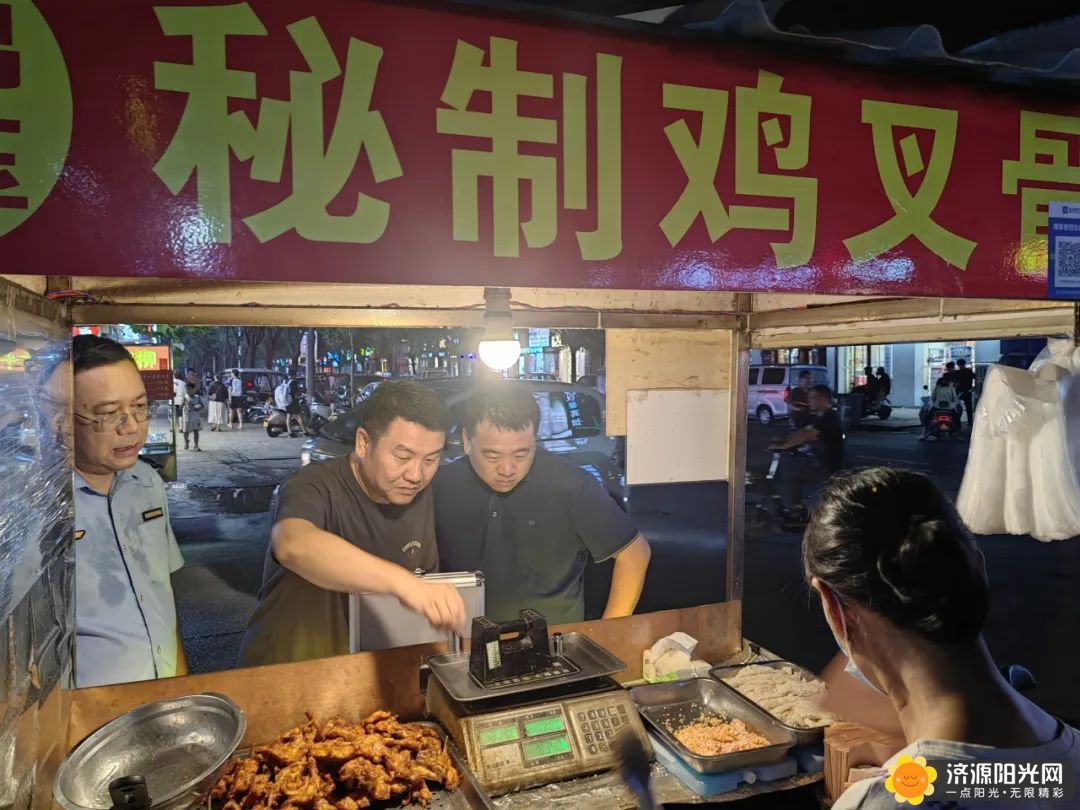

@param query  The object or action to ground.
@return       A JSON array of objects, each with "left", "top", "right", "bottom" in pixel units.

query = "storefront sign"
[
  {"left": 1, "top": 0, "right": 1078, "bottom": 299},
  {"left": 528, "top": 328, "right": 551, "bottom": 349},
  {"left": 126, "top": 345, "right": 172, "bottom": 371}
]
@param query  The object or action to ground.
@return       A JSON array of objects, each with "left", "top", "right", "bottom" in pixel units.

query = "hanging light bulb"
[{"left": 477, "top": 287, "right": 521, "bottom": 372}]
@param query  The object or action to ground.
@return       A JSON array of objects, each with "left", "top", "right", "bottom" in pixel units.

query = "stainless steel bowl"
[{"left": 54, "top": 693, "right": 245, "bottom": 810}]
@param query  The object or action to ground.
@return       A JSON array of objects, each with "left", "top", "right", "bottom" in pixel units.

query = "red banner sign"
[{"left": 1, "top": 0, "right": 1078, "bottom": 299}]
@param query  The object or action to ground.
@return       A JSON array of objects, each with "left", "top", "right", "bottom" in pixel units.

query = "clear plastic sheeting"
[
  {"left": 958, "top": 339, "right": 1080, "bottom": 542},
  {"left": 0, "top": 285, "right": 73, "bottom": 809},
  {"left": 0, "top": 324, "right": 71, "bottom": 622}
]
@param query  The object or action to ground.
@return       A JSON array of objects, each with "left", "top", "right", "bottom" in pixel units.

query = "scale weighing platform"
[{"left": 424, "top": 613, "right": 652, "bottom": 796}]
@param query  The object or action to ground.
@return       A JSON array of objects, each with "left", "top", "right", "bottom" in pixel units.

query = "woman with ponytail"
[{"left": 804, "top": 468, "right": 1077, "bottom": 809}]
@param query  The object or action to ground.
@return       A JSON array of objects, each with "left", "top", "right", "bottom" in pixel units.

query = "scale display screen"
[
  {"left": 478, "top": 725, "right": 520, "bottom": 746},
  {"left": 522, "top": 735, "right": 571, "bottom": 761},
  {"left": 524, "top": 716, "right": 565, "bottom": 737}
]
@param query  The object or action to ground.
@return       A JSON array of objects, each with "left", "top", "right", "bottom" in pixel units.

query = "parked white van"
[{"left": 748, "top": 364, "right": 830, "bottom": 425}]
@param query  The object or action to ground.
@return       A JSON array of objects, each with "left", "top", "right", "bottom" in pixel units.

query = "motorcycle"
[
  {"left": 857, "top": 391, "right": 893, "bottom": 420},
  {"left": 304, "top": 392, "right": 333, "bottom": 436},
  {"left": 264, "top": 406, "right": 302, "bottom": 438},
  {"left": 245, "top": 399, "right": 272, "bottom": 424},
  {"left": 745, "top": 449, "right": 813, "bottom": 541},
  {"left": 919, "top": 387, "right": 962, "bottom": 441},
  {"left": 922, "top": 404, "right": 961, "bottom": 441}
]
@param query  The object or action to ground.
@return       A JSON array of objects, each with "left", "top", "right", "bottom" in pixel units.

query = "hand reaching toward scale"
[{"left": 395, "top": 577, "right": 468, "bottom": 634}]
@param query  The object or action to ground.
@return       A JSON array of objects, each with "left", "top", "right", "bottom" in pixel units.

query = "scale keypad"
[{"left": 576, "top": 704, "right": 630, "bottom": 755}]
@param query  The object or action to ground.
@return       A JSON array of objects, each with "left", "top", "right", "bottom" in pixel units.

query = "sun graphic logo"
[{"left": 885, "top": 754, "right": 938, "bottom": 805}]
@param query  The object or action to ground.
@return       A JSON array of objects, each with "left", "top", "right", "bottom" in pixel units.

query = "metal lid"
[{"left": 54, "top": 692, "right": 245, "bottom": 810}]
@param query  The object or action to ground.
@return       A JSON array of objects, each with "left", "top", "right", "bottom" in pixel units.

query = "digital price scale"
[{"left": 425, "top": 612, "right": 652, "bottom": 796}]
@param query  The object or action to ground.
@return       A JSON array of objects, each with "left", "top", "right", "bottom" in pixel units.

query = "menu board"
[{"left": 140, "top": 370, "right": 175, "bottom": 402}]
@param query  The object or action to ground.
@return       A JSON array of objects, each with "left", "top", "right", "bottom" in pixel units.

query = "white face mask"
[{"left": 822, "top": 584, "right": 887, "bottom": 696}]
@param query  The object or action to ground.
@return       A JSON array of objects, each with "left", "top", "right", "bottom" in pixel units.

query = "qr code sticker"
[{"left": 1056, "top": 236, "right": 1080, "bottom": 286}]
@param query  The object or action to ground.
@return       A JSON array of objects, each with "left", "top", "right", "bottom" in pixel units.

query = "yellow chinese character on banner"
[
  {"left": 1002, "top": 110, "right": 1080, "bottom": 274},
  {"left": 437, "top": 37, "right": 622, "bottom": 259},
  {"left": 153, "top": 3, "right": 401, "bottom": 244},
  {"left": 661, "top": 71, "right": 816, "bottom": 269},
  {"left": 844, "top": 100, "right": 976, "bottom": 269}
]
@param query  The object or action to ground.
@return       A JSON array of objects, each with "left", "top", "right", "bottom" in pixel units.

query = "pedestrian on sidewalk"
[
  {"left": 228, "top": 369, "right": 245, "bottom": 429},
  {"left": 172, "top": 371, "right": 185, "bottom": 426},
  {"left": 208, "top": 373, "right": 229, "bottom": 432},
  {"left": 181, "top": 382, "right": 204, "bottom": 451}
]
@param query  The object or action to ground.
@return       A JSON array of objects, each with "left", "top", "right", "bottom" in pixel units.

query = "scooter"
[
  {"left": 304, "top": 392, "right": 333, "bottom": 436},
  {"left": 745, "top": 449, "right": 813, "bottom": 540},
  {"left": 922, "top": 406, "right": 961, "bottom": 441},
  {"left": 246, "top": 399, "right": 272, "bottom": 425},
  {"left": 264, "top": 406, "right": 289, "bottom": 438},
  {"left": 859, "top": 393, "right": 893, "bottom": 420}
]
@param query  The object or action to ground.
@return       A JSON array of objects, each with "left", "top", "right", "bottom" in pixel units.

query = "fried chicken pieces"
[{"left": 210, "top": 712, "right": 460, "bottom": 809}]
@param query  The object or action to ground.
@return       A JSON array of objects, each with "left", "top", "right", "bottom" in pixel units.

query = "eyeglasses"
[{"left": 73, "top": 403, "right": 157, "bottom": 433}]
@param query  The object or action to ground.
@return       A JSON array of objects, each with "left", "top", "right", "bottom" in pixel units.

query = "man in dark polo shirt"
[
  {"left": 238, "top": 381, "right": 466, "bottom": 666},
  {"left": 434, "top": 384, "right": 652, "bottom": 625}
]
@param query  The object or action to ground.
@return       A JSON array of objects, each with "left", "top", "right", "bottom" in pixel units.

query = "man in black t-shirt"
[
  {"left": 769, "top": 384, "right": 845, "bottom": 515},
  {"left": 238, "top": 381, "right": 466, "bottom": 667},
  {"left": 435, "top": 384, "right": 652, "bottom": 625},
  {"left": 788, "top": 371, "right": 813, "bottom": 429},
  {"left": 953, "top": 358, "right": 976, "bottom": 426}
]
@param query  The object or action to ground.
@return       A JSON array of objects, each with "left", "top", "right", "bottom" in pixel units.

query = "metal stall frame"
[
  {"left": 0, "top": 274, "right": 1074, "bottom": 808},
  {"left": 50, "top": 278, "right": 1078, "bottom": 633}
]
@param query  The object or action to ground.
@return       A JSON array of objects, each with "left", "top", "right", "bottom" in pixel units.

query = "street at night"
[{"left": 169, "top": 415, "right": 1080, "bottom": 730}]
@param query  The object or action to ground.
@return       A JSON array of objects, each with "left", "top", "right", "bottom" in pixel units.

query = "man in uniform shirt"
[
  {"left": 434, "top": 384, "right": 652, "bottom": 625},
  {"left": 238, "top": 381, "right": 467, "bottom": 666},
  {"left": 70, "top": 335, "right": 187, "bottom": 687}
]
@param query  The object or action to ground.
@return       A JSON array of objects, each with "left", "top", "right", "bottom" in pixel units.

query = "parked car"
[
  {"left": 301, "top": 378, "right": 629, "bottom": 508},
  {"left": 748, "top": 364, "right": 830, "bottom": 426}
]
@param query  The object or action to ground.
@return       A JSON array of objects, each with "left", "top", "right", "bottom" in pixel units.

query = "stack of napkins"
[
  {"left": 823, "top": 722, "right": 906, "bottom": 803},
  {"left": 642, "top": 633, "right": 713, "bottom": 682}
]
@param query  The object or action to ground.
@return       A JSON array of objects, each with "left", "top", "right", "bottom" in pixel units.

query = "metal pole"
[
  {"left": 726, "top": 297, "right": 751, "bottom": 610},
  {"left": 305, "top": 328, "right": 316, "bottom": 399},
  {"left": 349, "top": 329, "right": 357, "bottom": 400}
]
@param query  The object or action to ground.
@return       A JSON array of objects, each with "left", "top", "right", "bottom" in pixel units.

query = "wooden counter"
[{"left": 67, "top": 602, "right": 742, "bottom": 751}]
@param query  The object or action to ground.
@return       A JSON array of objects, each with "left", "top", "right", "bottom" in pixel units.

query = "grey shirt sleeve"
[
  {"left": 274, "top": 469, "right": 330, "bottom": 530},
  {"left": 569, "top": 475, "right": 640, "bottom": 563}
]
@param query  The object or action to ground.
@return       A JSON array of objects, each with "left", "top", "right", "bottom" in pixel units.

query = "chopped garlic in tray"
[{"left": 721, "top": 665, "right": 838, "bottom": 729}]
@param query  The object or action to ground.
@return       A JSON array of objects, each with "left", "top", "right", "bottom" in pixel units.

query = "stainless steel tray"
[
  {"left": 629, "top": 678, "right": 796, "bottom": 774},
  {"left": 710, "top": 660, "right": 835, "bottom": 747},
  {"left": 427, "top": 632, "right": 626, "bottom": 703},
  {"left": 209, "top": 721, "right": 492, "bottom": 810}
]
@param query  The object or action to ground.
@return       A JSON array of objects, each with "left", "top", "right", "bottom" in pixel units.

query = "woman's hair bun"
[{"left": 805, "top": 468, "right": 989, "bottom": 645}]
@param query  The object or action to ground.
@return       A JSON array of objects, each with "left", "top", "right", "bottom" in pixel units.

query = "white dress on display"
[{"left": 957, "top": 340, "right": 1080, "bottom": 542}]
